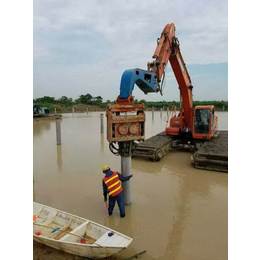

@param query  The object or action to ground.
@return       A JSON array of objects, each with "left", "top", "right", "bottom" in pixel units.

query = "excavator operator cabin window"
[{"left": 194, "top": 109, "right": 210, "bottom": 134}]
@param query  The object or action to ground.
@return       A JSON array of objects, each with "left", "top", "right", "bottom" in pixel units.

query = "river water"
[{"left": 33, "top": 111, "right": 228, "bottom": 260}]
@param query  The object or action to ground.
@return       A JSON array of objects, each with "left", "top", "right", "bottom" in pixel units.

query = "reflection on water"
[
  {"left": 33, "top": 120, "right": 51, "bottom": 138},
  {"left": 33, "top": 111, "right": 228, "bottom": 260},
  {"left": 56, "top": 145, "right": 63, "bottom": 174},
  {"left": 100, "top": 133, "right": 105, "bottom": 151}
]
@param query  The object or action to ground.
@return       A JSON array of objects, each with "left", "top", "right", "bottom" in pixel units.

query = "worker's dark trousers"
[{"left": 108, "top": 192, "right": 125, "bottom": 215}]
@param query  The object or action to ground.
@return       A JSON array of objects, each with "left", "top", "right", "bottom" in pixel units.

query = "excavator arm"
[
  {"left": 107, "top": 23, "right": 217, "bottom": 156},
  {"left": 147, "top": 23, "right": 193, "bottom": 129},
  {"left": 116, "top": 23, "right": 194, "bottom": 127},
  {"left": 106, "top": 23, "right": 192, "bottom": 155}
]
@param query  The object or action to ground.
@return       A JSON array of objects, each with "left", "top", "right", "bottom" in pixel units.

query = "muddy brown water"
[{"left": 33, "top": 111, "right": 228, "bottom": 260}]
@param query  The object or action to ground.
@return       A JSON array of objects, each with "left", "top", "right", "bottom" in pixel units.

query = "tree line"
[
  {"left": 33, "top": 94, "right": 104, "bottom": 107},
  {"left": 33, "top": 94, "right": 228, "bottom": 111}
]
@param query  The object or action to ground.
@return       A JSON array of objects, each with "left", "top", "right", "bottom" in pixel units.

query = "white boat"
[{"left": 33, "top": 202, "right": 133, "bottom": 259}]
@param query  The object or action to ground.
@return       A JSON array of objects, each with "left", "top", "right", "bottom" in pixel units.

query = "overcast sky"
[{"left": 33, "top": 0, "right": 228, "bottom": 102}]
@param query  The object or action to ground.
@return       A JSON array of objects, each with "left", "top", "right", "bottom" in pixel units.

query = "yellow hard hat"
[{"left": 102, "top": 165, "right": 110, "bottom": 172}]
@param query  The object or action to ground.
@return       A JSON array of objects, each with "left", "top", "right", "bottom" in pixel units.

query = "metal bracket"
[
  {"left": 106, "top": 103, "right": 145, "bottom": 143},
  {"left": 106, "top": 103, "right": 145, "bottom": 156}
]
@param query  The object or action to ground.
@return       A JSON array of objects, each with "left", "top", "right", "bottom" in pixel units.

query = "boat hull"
[
  {"left": 33, "top": 235, "right": 121, "bottom": 259},
  {"left": 33, "top": 202, "right": 132, "bottom": 259}
]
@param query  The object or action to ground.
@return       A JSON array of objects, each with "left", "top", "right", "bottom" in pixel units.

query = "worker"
[{"left": 102, "top": 165, "right": 133, "bottom": 218}]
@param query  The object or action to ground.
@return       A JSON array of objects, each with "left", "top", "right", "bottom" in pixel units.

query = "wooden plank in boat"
[{"left": 96, "top": 231, "right": 128, "bottom": 247}]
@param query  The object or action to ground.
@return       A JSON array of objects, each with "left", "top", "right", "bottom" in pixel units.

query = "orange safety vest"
[{"left": 103, "top": 171, "right": 123, "bottom": 197}]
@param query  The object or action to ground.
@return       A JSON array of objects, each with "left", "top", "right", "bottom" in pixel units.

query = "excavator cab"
[{"left": 193, "top": 106, "right": 217, "bottom": 139}]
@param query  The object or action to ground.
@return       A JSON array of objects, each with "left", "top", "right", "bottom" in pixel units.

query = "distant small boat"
[
  {"left": 33, "top": 114, "right": 62, "bottom": 120},
  {"left": 33, "top": 113, "right": 45, "bottom": 118},
  {"left": 33, "top": 202, "right": 133, "bottom": 259}
]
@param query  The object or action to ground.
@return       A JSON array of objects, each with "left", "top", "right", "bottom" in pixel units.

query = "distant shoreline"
[
  {"left": 34, "top": 102, "right": 228, "bottom": 114},
  {"left": 53, "top": 107, "right": 228, "bottom": 113}
]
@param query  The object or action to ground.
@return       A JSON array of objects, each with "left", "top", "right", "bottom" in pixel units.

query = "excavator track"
[
  {"left": 192, "top": 131, "right": 228, "bottom": 173},
  {"left": 132, "top": 132, "right": 175, "bottom": 161},
  {"left": 132, "top": 131, "right": 228, "bottom": 173}
]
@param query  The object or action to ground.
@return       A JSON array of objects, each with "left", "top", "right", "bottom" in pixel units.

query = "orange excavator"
[{"left": 107, "top": 23, "right": 218, "bottom": 155}]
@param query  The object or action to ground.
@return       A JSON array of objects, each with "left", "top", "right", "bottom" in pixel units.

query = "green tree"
[
  {"left": 58, "top": 96, "right": 73, "bottom": 106},
  {"left": 35, "top": 96, "right": 56, "bottom": 104},
  {"left": 138, "top": 99, "right": 147, "bottom": 104},
  {"left": 92, "top": 96, "right": 103, "bottom": 105},
  {"left": 75, "top": 94, "right": 93, "bottom": 104}
]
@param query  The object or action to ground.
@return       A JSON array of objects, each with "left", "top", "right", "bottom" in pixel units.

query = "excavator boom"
[
  {"left": 148, "top": 23, "right": 193, "bottom": 128},
  {"left": 106, "top": 23, "right": 218, "bottom": 156}
]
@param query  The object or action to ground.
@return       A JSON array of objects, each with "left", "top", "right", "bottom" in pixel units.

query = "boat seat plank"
[
  {"left": 48, "top": 222, "right": 71, "bottom": 239},
  {"left": 95, "top": 231, "right": 128, "bottom": 247},
  {"left": 60, "top": 220, "right": 90, "bottom": 242}
]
